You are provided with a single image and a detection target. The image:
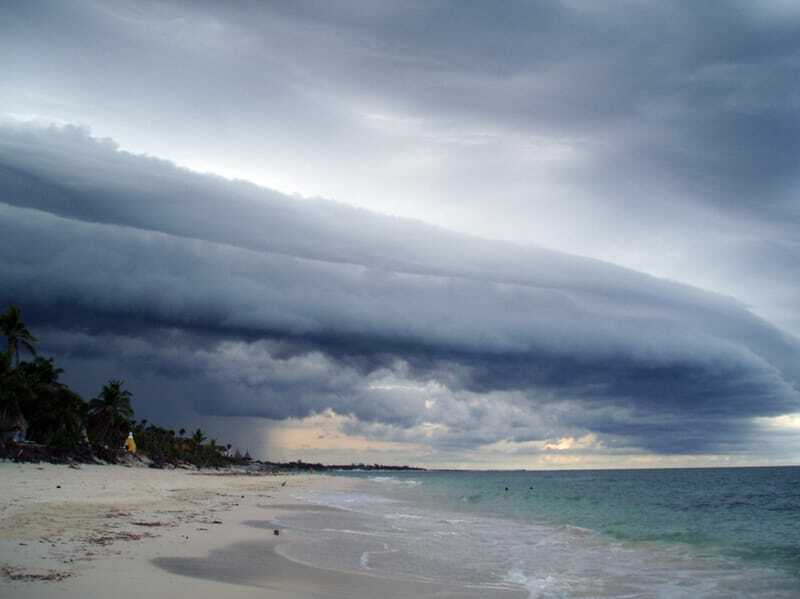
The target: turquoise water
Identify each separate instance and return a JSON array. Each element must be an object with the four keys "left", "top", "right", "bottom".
[
  {"left": 350, "top": 467, "right": 800, "bottom": 576},
  {"left": 302, "top": 466, "right": 800, "bottom": 596}
]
